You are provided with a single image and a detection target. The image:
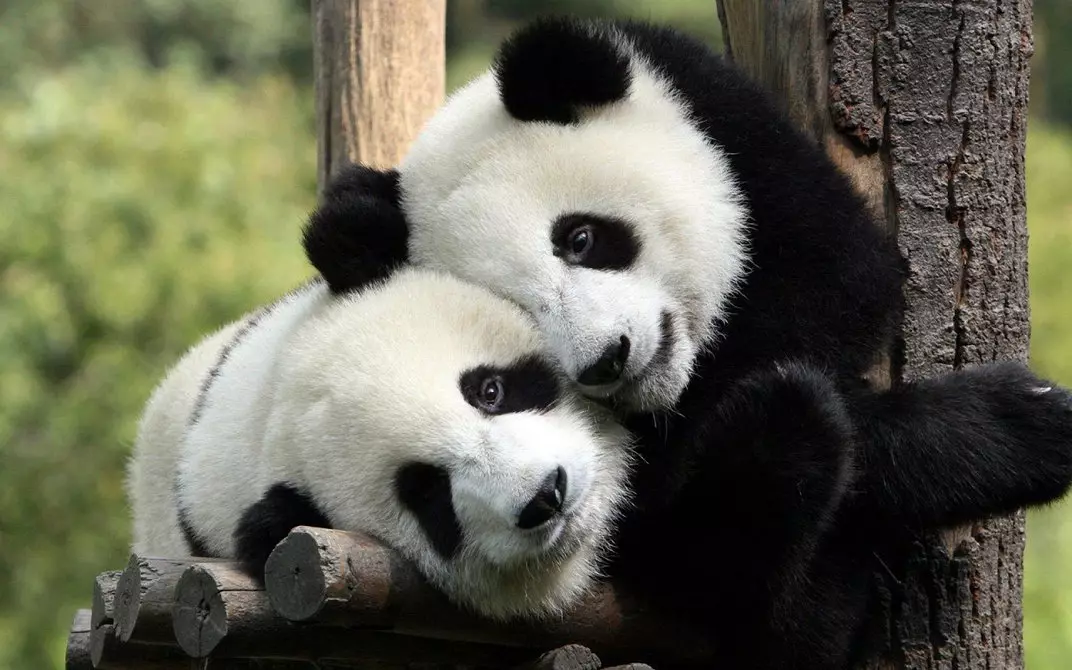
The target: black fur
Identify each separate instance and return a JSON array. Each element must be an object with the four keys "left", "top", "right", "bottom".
[
  {"left": 233, "top": 483, "right": 332, "bottom": 583},
  {"left": 395, "top": 463, "right": 463, "bottom": 560},
  {"left": 551, "top": 212, "right": 641, "bottom": 270},
  {"left": 460, "top": 356, "right": 561, "bottom": 415},
  {"left": 493, "top": 16, "right": 631, "bottom": 124},
  {"left": 295, "top": 17, "right": 1072, "bottom": 669},
  {"left": 302, "top": 164, "right": 409, "bottom": 294},
  {"left": 177, "top": 505, "right": 213, "bottom": 557}
]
